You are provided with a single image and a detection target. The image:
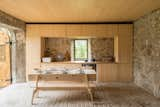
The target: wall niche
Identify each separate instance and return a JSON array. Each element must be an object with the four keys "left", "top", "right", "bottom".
[{"left": 41, "top": 37, "right": 114, "bottom": 62}]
